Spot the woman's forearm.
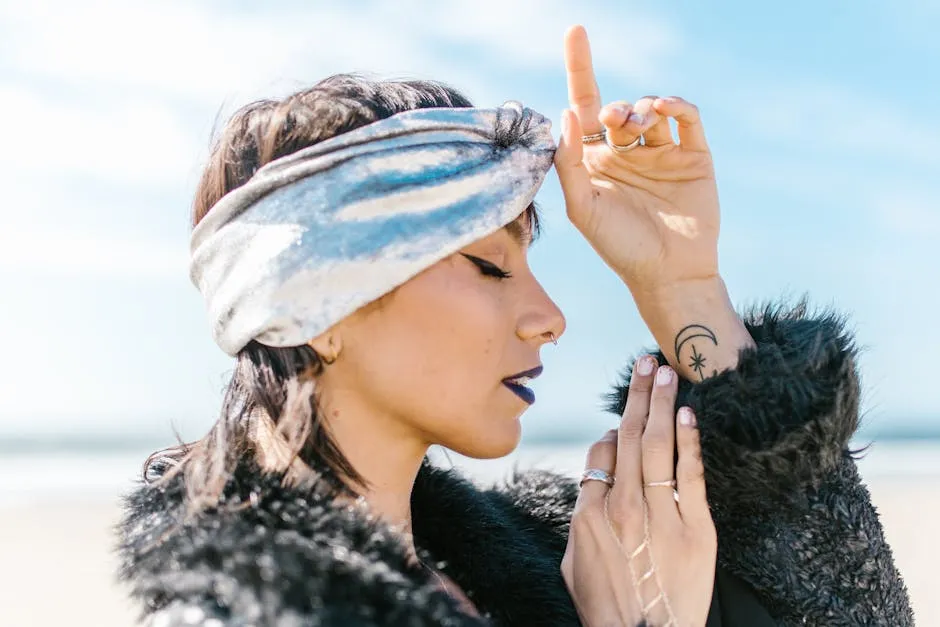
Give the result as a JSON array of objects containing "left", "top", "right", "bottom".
[{"left": 629, "top": 276, "right": 755, "bottom": 382}]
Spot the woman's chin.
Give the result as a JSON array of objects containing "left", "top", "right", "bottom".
[{"left": 447, "top": 421, "right": 523, "bottom": 460}]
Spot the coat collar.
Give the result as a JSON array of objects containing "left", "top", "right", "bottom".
[{"left": 119, "top": 458, "right": 581, "bottom": 626}]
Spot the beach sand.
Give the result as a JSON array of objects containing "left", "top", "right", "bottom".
[{"left": 1, "top": 477, "right": 936, "bottom": 626}]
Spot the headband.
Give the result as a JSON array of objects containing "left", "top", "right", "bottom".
[{"left": 190, "top": 102, "right": 555, "bottom": 356}]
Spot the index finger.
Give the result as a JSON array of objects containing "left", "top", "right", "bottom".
[{"left": 564, "top": 25, "right": 602, "bottom": 135}]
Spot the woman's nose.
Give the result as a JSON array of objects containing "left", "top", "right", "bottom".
[{"left": 517, "top": 279, "right": 566, "bottom": 345}]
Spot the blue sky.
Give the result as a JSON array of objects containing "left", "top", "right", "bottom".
[{"left": 0, "top": 0, "right": 937, "bottom": 442}]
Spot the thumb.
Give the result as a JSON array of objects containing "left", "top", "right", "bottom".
[{"left": 554, "top": 109, "right": 593, "bottom": 225}]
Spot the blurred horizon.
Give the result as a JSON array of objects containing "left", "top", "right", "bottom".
[
  {"left": 1, "top": 0, "right": 937, "bottom": 444},
  {"left": 1, "top": 411, "right": 938, "bottom": 454}
]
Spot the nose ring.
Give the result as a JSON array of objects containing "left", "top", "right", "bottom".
[{"left": 548, "top": 332, "right": 558, "bottom": 346}]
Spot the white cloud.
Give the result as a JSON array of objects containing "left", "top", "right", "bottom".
[
  {"left": 0, "top": 84, "right": 199, "bottom": 188},
  {"left": 0, "top": 0, "right": 679, "bottom": 107},
  {"left": 390, "top": 0, "right": 680, "bottom": 81},
  {"left": 730, "top": 81, "right": 940, "bottom": 169},
  {"left": 0, "top": 224, "right": 186, "bottom": 278}
]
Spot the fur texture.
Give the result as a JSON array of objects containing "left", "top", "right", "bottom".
[
  {"left": 605, "top": 301, "right": 913, "bottom": 625},
  {"left": 118, "top": 303, "right": 913, "bottom": 626}
]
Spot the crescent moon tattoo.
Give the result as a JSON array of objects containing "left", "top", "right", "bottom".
[{"left": 674, "top": 324, "right": 719, "bottom": 381}]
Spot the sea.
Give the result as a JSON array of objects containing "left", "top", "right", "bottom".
[{"left": 1, "top": 431, "right": 939, "bottom": 509}]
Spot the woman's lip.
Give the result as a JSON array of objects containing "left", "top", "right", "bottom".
[
  {"left": 502, "top": 364, "right": 543, "bottom": 382},
  {"left": 503, "top": 381, "right": 535, "bottom": 405}
]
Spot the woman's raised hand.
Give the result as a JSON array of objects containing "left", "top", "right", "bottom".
[
  {"left": 555, "top": 25, "right": 721, "bottom": 296},
  {"left": 561, "top": 357, "right": 717, "bottom": 626}
]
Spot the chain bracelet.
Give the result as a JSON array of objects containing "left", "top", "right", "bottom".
[{"left": 605, "top": 496, "right": 679, "bottom": 626}]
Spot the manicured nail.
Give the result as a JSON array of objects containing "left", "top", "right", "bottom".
[
  {"left": 655, "top": 366, "right": 674, "bottom": 386},
  {"left": 617, "top": 103, "right": 631, "bottom": 118},
  {"left": 560, "top": 110, "right": 568, "bottom": 135},
  {"left": 636, "top": 356, "right": 654, "bottom": 376},
  {"left": 678, "top": 407, "right": 696, "bottom": 427},
  {"left": 628, "top": 112, "right": 645, "bottom": 126}
]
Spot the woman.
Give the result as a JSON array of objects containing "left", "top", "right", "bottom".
[{"left": 118, "top": 27, "right": 912, "bottom": 626}]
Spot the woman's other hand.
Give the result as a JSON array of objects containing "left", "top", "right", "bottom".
[
  {"left": 561, "top": 356, "right": 717, "bottom": 626},
  {"left": 555, "top": 25, "right": 719, "bottom": 297}
]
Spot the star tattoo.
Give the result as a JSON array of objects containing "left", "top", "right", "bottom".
[
  {"left": 674, "top": 324, "right": 719, "bottom": 382},
  {"left": 688, "top": 344, "right": 707, "bottom": 379}
]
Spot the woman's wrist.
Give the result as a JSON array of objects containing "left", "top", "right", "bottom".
[{"left": 629, "top": 276, "right": 755, "bottom": 382}]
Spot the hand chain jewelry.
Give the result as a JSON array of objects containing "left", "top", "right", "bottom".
[
  {"left": 419, "top": 558, "right": 450, "bottom": 595},
  {"left": 605, "top": 496, "right": 679, "bottom": 626}
]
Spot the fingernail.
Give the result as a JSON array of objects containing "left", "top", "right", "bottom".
[
  {"left": 678, "top": 407, "right": 696, "bottom": 427},
  {"left": 617, "top": 103, "right": 631, "bottom": 118},
  {"left": 655, "top": 366, "right": 674, "bottom": 386},
  {"left": 636, "top": 356, "right": 654, "bottom": 376},
  {"left": 602, "top": 429, "right": 618, "bottom": 442},
  {"left": 628, "top": 112, "right": 645, "bottom": 126},
  {"left": 560, "top": 110, "right": 568, "bottom": 135}
]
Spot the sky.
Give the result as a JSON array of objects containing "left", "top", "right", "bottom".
[{"left": 0, "top": 0, "right": 937, "bottom": 443}]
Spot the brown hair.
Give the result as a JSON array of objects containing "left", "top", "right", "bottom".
[{"left": 145, "top": 74, "right": 540, "bottom": 512}]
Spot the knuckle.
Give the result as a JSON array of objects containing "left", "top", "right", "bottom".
[
  {"left": 571, "top": 504, "right": 605, "bottom": 532},
  {"left": 678, "top": 445, "right": 704, "bottom": 467},
  {"left": 570, "top": 93, "right": 598, "bottom": 106},
  {"left": 606, "top": 99, "right": 633, "bottom": 111},
  {"left": 606, "top": 491, "right": 644, "bottom": 527},
  {"left": 587, "top": 437, "right": 616, "bottom": 459},
  {"left": 619, "top": 417, "right": 644, "bottom": 440},
  {"left": 678, "top": 463, "right": 705, "bottom": 484},
  {"left": 642, "top": 428, "right": 671, "bottom": 452}
]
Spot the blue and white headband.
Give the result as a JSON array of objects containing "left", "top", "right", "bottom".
[{"left": 190, "top": 102, "right": 555, "bottom": 356}]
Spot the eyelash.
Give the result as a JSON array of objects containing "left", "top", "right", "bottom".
[{"left": 461, "top": 253, "right": 513, "bottom": 280}]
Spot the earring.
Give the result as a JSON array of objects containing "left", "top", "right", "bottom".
[{"left": 321, "top": 336, "right": 339, "bottom": 365}]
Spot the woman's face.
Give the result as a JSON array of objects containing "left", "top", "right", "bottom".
[{"left": 319, "top": 215, "right": 566, "bottom": 459}]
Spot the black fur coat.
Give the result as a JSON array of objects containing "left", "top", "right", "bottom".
[{"left": 117, "top": 304, "right": 914, "bottom": 626}]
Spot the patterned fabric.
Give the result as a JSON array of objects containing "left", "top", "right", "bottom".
[{"left": 190, "top": 102, "right": 555, "bottom": 355}]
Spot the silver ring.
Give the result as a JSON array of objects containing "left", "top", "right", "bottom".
[
  {"left": 580, "top": 468, "right": 615, "bottom": 488},
  {"left": 606, "top": 134, "right": 643, "bottom": 153},
  {"left": 581, "top": 130, "right": 606, "bottom": 144},
  {"left": 644, "top": 480, "right": 677, "bottom": 488}
]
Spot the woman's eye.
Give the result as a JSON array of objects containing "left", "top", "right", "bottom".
[{"left": 460, "top": 253, "right": 512, "bottom": 280}]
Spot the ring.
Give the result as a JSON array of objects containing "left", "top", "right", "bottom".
[
  {"left": 644, "top": 480, "right": 677, "bottom": 488},
  {"left": 580, "top": 468, "right": 615, "bottom": 488},
  {"left": 605, "top": 134, "right": 643, "bottom": 153},
  {"left": 581, "top": 130, "right": 606, "bottom": 144}
]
